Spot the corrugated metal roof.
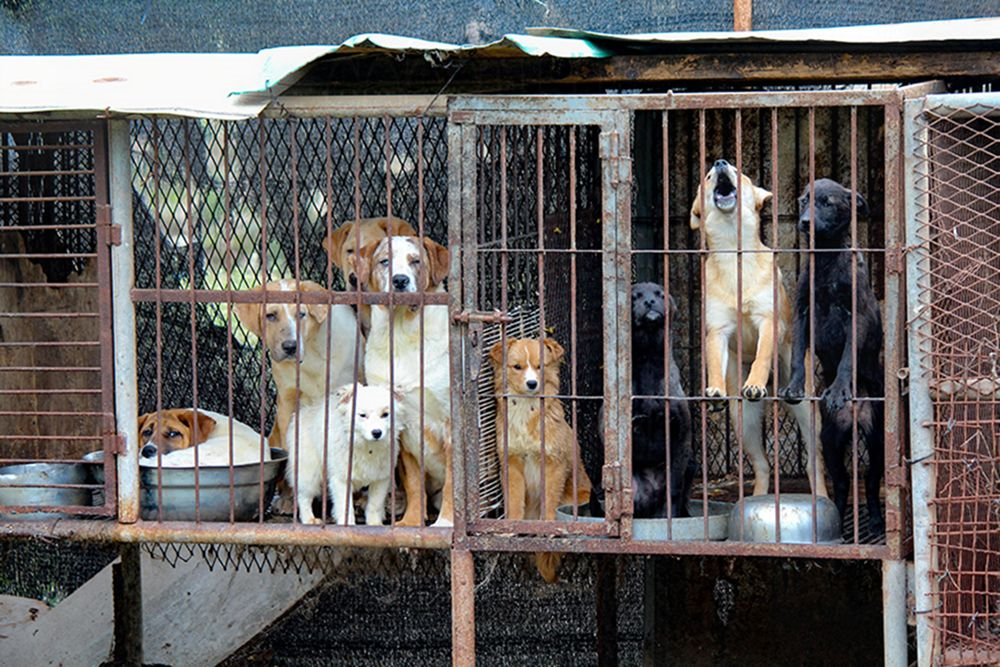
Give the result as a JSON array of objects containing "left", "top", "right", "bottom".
[{"left": 1, "top": 18, "right": 997, "bottom": 120}]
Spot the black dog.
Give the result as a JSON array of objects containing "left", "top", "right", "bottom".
[
  {"left": 591, "top": 283, "right": 694, "bottom": 519},
  {"left": 779, "top": 179, "right": 885, "bottom": 535}
]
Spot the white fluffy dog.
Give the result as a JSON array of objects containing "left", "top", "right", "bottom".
[{"left": 285, "top": 384, "right": 404, "bottom": 525}]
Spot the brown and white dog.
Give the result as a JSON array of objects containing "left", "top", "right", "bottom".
[
  {"left": 137, "top": 408, "right": 269, "bottom": 467},
  {"left": 322, "top": 216, "right": 417, "bottom": 335},
  {"left": 489, "top": 337, "right": 591, "bottom": 582},
  {"left": 690, "top": 159, "right": 826, "bottom": 498},
  {"left": 233, "top": 279, "right": 360, "bottom": 453},
  {"left": 350, "top": 235, "right": 453, "bottom": 527}
]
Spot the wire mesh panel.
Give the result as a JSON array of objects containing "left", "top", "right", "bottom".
[
  {"left": 0, "top": 120, "right": 116, "bottom": 519},
  {"left": 911, "top": 96, "right": 1000, "bottom": 665},
  {"left": 128, "top": 115, "right": 453, "bottom": 530}
]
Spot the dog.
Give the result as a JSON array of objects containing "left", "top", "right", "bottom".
[
  {"left": 350, "top": 235, "right": 453, "bottom": 527},
  {"left": 489, "top": 337, "right": 590, "bottom": 582},
  {"left": 137, "top": 408, "right": 270, "bottom": 467},
  {"left": 322, "top": 216, "right": 417, "bottom": 335},
  {"left": 233, "top": 279, "right": 360, "bottom": 451},
  {"left": 628, "top": 283, "right": 695, "bottom": 518},
  {"left": 285, "top": 383, "right": 404, "bottom": 525},
  {"left": 690, "top": 159, "right": 826, "bottom": 498},
  {"left": 780, "top": 178, "right": 885, "bottom": 534}
]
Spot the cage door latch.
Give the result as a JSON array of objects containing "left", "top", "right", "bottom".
[{"left": 453, "top": 310, "right": 513, "bottom": 325}]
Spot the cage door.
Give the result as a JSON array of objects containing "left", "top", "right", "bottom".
[{"left": 449, "top": 102, "right": 629, "bottom": 537}]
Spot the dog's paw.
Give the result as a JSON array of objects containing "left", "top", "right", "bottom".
[
  {"left": 395, "top": 515, "right": 424, "bottom": 528},
  {"left": 704, "top": 386, "right": 726, "bottom": 412},
  {"left": 303, "top": 516, "right": 323, "bottom": 526},
  {"left": 430, "top": 516, "right": 453, "bottom": 529},
  {"left": 270, "top": 494, "right": 295, "bottom": 516},
  {"left": 742, "top": 383, "right": 767, "bottom": 401},
  {"left": 822, "top": 383, "right": 852, "bottom": 412},
  {"left": 778, "top": 384, "right": 805, "bottom": 404}
]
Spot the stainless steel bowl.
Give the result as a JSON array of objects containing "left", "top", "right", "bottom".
[
  {"left": 0, "top": 462, "right": 93, "bottom": 520},
  {"left": 82, "top": 450, "right": 107, "bottom": 506},
  {"left": 139, "top": 448, "right": 287, "bottom": 521},
  {"left": 727, "top": 493, "right": 842, "bottom": 544},
  {"left": 555, "top": 500, "right": 732, "bottom": 541}
]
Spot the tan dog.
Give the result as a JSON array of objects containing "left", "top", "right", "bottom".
[
  {"left": 137, "top": 408, "right": 269, "bottom": 467},
  {"left": 690, "top": 159, "right": 826, "bottom": 498},
  {"left": 322, "top": 216, "right": 417, "bottom": 335},
  {"left": 350, "top": 235, "right": 453, "bottom": 527},
  {"left": 490, "top": 337, "right": 591, "bottom": 582},
  {"left": 233, "top": 279, "right": 360, "bottom": 452}
]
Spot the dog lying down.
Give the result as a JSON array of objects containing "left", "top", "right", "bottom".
[{"left": 137, "top": 408, "right": 270, "bottom": 467}]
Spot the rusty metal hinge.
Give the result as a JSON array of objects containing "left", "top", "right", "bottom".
[
  {"left": 104, "top": 432, "right": 126, "bottom": 456},
  {"left": 108, "top": 224, "right": 122, "bottom": 246},
  {"left": 96, "top": 204, "right": 122, "bottom": 246},
  {"left": 886, "top": 244, "right": 907, "bottom": 275}
]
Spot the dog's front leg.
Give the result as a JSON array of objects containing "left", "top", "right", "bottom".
[
  {"left": 396, "top": 449, "right": 426, "bottom": 527},
  {"left": 330, "top": 476, "right": 355, "bottom": 526},
  {"left": 823, "top": 317, "right": 858, "bottom": 413},
  {"left": 365, "top": 477, "right": 390, "bottom": 526},
  {"left": 542, "top": 457, "right": 569, "bottom": 521},
  {"left": 744, "top": 316, "right": 776, "bottom": 401},
  {"left": 780, "top": 291, "right": 810, "bottom": 404},
  {"left": 505, "top": 457, "right": 527, "bottom": 521},
  {"left": 704, "top": 328, "right": 730, "bottom": 401},
  {"left": 431, "top": 437, "right": 454, "bottom": 528}
]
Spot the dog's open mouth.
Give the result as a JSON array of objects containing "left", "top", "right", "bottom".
[
  {"left": 713, "top": 172, "right": 738, "bottom": 212},
  {"left": 641, "top": 310, "right": 663, "bottom": 324}
]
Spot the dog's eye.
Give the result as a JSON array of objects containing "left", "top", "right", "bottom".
[
  {"left": 265, "top": 312, "right": 277, "bottom": 321},
  {"left": 513, "top": 364, "right": 522, "bottom": 370},
  {"left": 381, "top": 411, "right": 389, "bottom": 418},
  {"left": 358, "top": 413, "right": 367, "bottom": 419},
  {"left": 346, "top": 248, "right": 354, "bottom": 254},
  {"left": 298, "top": 310, "right": 306, "bottom": 319},
  {"left": 142, "top": 428, "right": 153, "bottom": 437},
  {"left": 379, "top": 259, "right": 390, "bottom": 267},
  {"left": 167, "top": 430, "right": 180, "bottom": 438},
  {"left": 410, "top": 258, "right": 420, "bottom": 266}
]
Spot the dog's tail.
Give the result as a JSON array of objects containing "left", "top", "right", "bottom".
[{"left": 535, "top": 551, "right": 562, "bottom": 583}]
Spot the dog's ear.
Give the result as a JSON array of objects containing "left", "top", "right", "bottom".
[
  {"left": 324, "top": 223, "right": 351, "bottom": 262},
  {"left": 543, "top": 338, "right": 565, "bottom": 365},
  {"left": 137, "top": 412, "right": 154, "bottom": 441},
  {"left": 689, "top": 183, "right": 703, "bottom": 230},
  {"left": 233, "top": 286, "right": 263, "bottom": 338},
  {"left": 854, "top": 191, "right": 869, "bottom": 218},
  {"left": 337, "top": 384, "right": 356, "bottom": 406},
  {"left": 753, "top": 186, "right": 773, "bottom": 212},
  {"left": 177, "top": 409, "right": 217, "bottom": 445},
  {"left": 349, "top": 241, "right": 378, "bottom": 289},
  {"left": 422, "top": 237, "right": 450, "bottom": 287},
  {"left": 668, "top": 294, "right": 679, "bottom": 319},
  {"left": 299, "top": 281, "right": 330, "bottom": 325},
  {"left": 489, "top": 340, "right": 512, "bottom": 366},
  {"left": 391, "top": 217, "right": 416, "bottom": 236}
]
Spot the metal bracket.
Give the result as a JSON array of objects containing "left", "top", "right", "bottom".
[
  {"left": 453, "top": 310, "right": 513, "bottom": 325},
  {"left": 602, "top": 462, "right": 623, "bottom": 520},
  {"left": 886, "top": 244, "right": 907, "bottom": 275}
]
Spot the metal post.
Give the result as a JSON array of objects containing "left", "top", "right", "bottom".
[
  {"left": 112, "top": 544, "right": 143, "bottom": 665},
  {"left": 451, "top": 548, "right": 476, "bottom": 667},
  {"left": 903, "top": 97, "right": 937, "bottom": 667},
  {"left": 108, "top": 119, "right": 140, "bottom": 523},
  {"left": 596, "top": 554, "right": 619, "bottom": 667},
  {"left": 882, "top": 559, "right": 908, "bottom": 667}
]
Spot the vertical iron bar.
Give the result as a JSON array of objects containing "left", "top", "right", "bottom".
[
  {"left": 770, "top": 108, "right": 782, "bottom": 542},
  {"left": 808, "top": 107, "right": 818, "bottom": 542},
  {"left": 222, "top": 122, "right": 236, "bottom": 522},
  {"left": 569, "top": 125, "right": 580, "bottom": 519},
  {"left": 661, "top": 111, "right": 673, "bottom": 536},
  {"left": 536, "top": 127, "right": 547, "bottom": 522},
  {"left": 850, "top": 107, "right": 860, "bottom": 544}
]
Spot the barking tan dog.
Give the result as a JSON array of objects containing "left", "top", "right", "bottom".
[
  {"left": 233, "top": 279, "right": 360, "bottom": 451},
  {"left": 690, "top": 159, "right": 826, "bottom": 498},
  {"left": 350, "top": 235, "right": 453, "bottom": 527},
  {"left": 490, "top": 337, "right": 590, "bottom": 582},
  {"left": 322, "top": 216, "right": 416, "bottom": 335}
]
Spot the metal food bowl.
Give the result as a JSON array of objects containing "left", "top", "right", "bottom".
[
  {"left": 727, "top": 493, "right": 842, "bottom": 544},
  {"left": 82, "top": 450, "right": 108, "bottom": 506},
  {"left": 139, "top": 448, "right": 287, "bottom": 521},
  {"left": 556, "top": 500, "right": 732, "bottom": 541},
  {"left": 0, "top": 462, "right": 93, "bottom": 520}
]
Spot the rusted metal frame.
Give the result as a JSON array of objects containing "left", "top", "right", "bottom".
[
  {"left": 770, "top": 108, "right": 782, "bottom": 541},
  {"left": 904, "top": 96, "right": 938, "bottom": 667},
  {"left": 472, "top": 124, "right": 491, "bottom": 524},
  {"left": 0, "top": 520, "right": 453, "bottom": 547},
  {"left": 383, "top": 115, "right": 398, "bottom": 527},
  {"left": 467, "top": 519, "right": 610, "bottom": 537},
  {"left": 535, "top": 127, "right": 549, "bottom": 522},
  {"left": 0, "top": 434, "right": 102, "bottom": 440},
  {"left": 152, "top": 119, "right": 166, "bottom": 521},
  {"left": 0, "top": 366, "right": 100, "bottom": 372},
  {"left": 256, "top": 119, "right": 270, "bottom": 522},
  {"left": 0, "top": 282, "right": 99, "bottom": 288},
  {"left": 450, "top": 90, "right": 901, "bottom": 114},
  {"left": 0, "top": 387, "right": 101, "bottom": 393},
  {"left": 0, "top": 409, "right": 107, "bottom": 416},
  {"left": 290, "top": 118, "right": 306, "bottom": 525},
  {"left": 344, "top": 118, "right": 362, "bottom": 527},
  {"left": 0, "top": 311, "right": 98, "bottom": 318},
  {"left": 450, "top": 547, "right": 476, "bottom": 667},
  {"left": 0, "top": 457, "right": 106, "bottom": 464},
  {"left": 807, "top": 107, "right": 819, "bottom": 543},
  {"left": 130, "top": 288, "right": 450, "bottom": 305},
  {"left": 465, "top": 533, "right": 891, "bottom": 559},
  {"left": 698, "top": 109, "right": 710, "bottom": 540},
  {"left": 0, "top": 223, "right": 97, "bottom": 231},
  {"left": 0, "top": 252, "right": 98, "bottom": 259},
  {"left": 262, "top": 94, "right": 450, "bottom": 119},
  {"left": 661, "top": 110, "right": 674, "bottom": 536},
  {"left": 568, "top": 126, "right": 581, "bottom": 521},
  {"left": 182, "top": 118, "right": 203, "bottom": 520},
  {"left": 734, "top": 109, "right": 747, "bottom": 540},
  {"left": 499, "top": 126, "right": 510, "bottom": 522},
  {"left": 0, "top": 503, "right": 112, "bottom": 517},
  {"left": 850, "top": 106, "right": 861, "bottom": 545},
  {"left": 882, "top": 98, "right": 906, "bottom": 559},
  {"left": 1, "top": 142, "right": 92, "bottom": 151},
  {"left": 416, "top": 117, "right": 428, "bottom": 528},
  {"left": 0, "top": 194, "right": 95, "bottom": 203},
  {"left": 604, "top": 110, "right": 630, "bottom": 538},
  {"left": 0, "top": 169, "right": 95, "bottom": 178},
  {"left": 454, "top": 119, "right": 477, "bottom": 538},
  {"left": 319, "top": 116, "right": 333, "bottom": 526},
  {"left": 0, "top": 121, "right": 97, "bottom": 134}
]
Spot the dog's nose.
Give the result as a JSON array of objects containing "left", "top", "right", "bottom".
[
  {"left": 371, "top": 429, "right": 383, "bottom": 440},
  {"left": 645, "top": 299, "right": 655, "bottom": 308},
  {"left": 526, "top": 379, "right": 538, "bottom": 391},
  {"left": 392, "top": 274, "right": 410, "bottom": 290},
  {"left": 714, "top": 159, "right": 730, "bottom": 170},
  {"left": 281, "top": 340, "right": 297, "bottom": 355},
  {"left": 140, "top": 444, "right": 157, "bottom": 458}
]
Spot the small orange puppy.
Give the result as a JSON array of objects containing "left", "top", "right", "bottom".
[
  {"left": 322, "top": 216, "right": 416, "bottom": 335},
  {"left": 489, "top": 337, "right": 591, "bottom": 582}
]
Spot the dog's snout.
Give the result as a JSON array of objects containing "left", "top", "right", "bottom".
[
  {"left": 713, "top": 159, "right": 730, "bottom": 170},
  {"left": 140, "top": 444, "right": 157, "bottom": 458},
  {"left": 392, "top": 274, "right": 410, "bottom": 290},
  {"left": 371, "top": 428, "right": 383, "bottom": 440},
  {"left": 644, "top": 298, "right": 655, "bottom": 308},
  {"left": 281, "top": 340, "right": 298, "bottom": 355},
  {"left": 526, "top": 379, "right": 538, "bottom": 391}
]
